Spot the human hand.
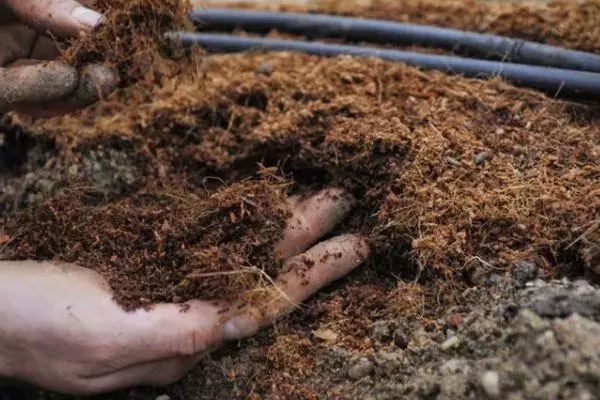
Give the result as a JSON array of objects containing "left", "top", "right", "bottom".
[
  {"left": 0, "top": 0, "right": 118, "bottom": 116},
  {"left": 0, "top": 188, "right": 368, "bottom": 395}
]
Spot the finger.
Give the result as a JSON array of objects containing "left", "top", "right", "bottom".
[
  {"left": 0, "top": 24, "right": 38, "bottom": 65},
  {"left": 4, "top": 0, "right": 104, "bottom": 38},
  {"left": 222, "top": 234, "right": 369, "bottom": 341},
  {"left": 16, "top": 63, "right": 119, "bottom": 117},
  {"left": 275, "top": 188, "right": 355, "bottom": 258},
  {"left": 0, "top": 62, "right": 78, "bottom": 112}
]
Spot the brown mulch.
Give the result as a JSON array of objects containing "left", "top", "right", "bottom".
[{"left": 0, "top": 0, "right": 599, "bottom": 328}]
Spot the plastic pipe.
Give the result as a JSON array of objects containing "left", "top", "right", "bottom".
[
  {"left": 188, "top": 8, "right": 600, "bottom": 73},
  {"left": 166, "top": 32, "right": 600, "bottom": 97}
]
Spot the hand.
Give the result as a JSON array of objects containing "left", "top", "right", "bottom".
[
  {"left": 0, "top": 0, "right": 118, "bottom": 116},
  {"left": 0, "top": 188, "right": 368, "bottom": 395}
]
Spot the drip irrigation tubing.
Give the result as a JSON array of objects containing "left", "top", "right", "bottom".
[
  {"left": 167, "top": 32, "right": 600, "bottom": 97},
  {"left": 188, "top": 8, "right": 600, "bottom": 74}
]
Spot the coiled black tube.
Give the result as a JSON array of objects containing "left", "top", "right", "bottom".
[
  {"left": 167, "top": 32, "right": 600, "bottom": 97},
  {"left": 188, "top": 8, "right": 600, "bottom": 73}
]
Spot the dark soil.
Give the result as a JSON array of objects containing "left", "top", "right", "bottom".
[{"left": 1, "top": 0, "right": 600, "bottom": 398}]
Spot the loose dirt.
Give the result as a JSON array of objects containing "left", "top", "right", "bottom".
[{"left": 1, "top": 0, "right": 599, "bottom": 398}]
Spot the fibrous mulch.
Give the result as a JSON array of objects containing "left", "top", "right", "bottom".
[{"left": 1, "top": 0, "right": 599, "bottom": 317}]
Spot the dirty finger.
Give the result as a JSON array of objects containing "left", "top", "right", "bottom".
[
  {"left": 16, "top": 64, "right": 119, "bottom": 117},
  {"left": 274, "top": 188, "right": 355, "bottom": 259},
  {"left": 0, "top": 62, "right": 78, "bottom": 112},
  {"left": 222, "top": 234, "right": 369, "bottom": 341}
]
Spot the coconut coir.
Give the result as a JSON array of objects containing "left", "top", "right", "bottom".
[
  {"left": 2, "top": 176, "right": 290, "bottom": 310},
  {"left": 61, "top": 0, "right": 192, "bottom": 85},
  {"left": 1, "top": 0, "right": 599, "bottom": 314}
]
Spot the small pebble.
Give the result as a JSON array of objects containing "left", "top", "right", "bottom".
[
  {"left": 446, "top": 156, "right": 461, "bottom": 167},
  {"left": 155, "top": 395, "right": 171, "bottom": 400},
  {"left": 515, "top": 309, "right": 549, "bottom": 332},
  {"left": 495, "top": 128, "right": 505, "bottom": 135},
  {"left": 480, "top": 370, "right": 500, "bottom": 398},
  {"left": 512, "top": 260, "right": 538, "bottom": 288},
  {"left": 256, "top": 63, "right": 274, "bottom": 76},
  {"left": 393, "top": 329, "right": 409, "bottom": 349},
  {"left": 446, "top": 313, "right": 463, "bottom": 327},
  {"left": 440, "top": 358, "right": 471, "bottom": 375},
  {"left": 503, "top": 304, "right": 519, "bottom": 319},
  {"left": 409, "top": 328, "right": 433, "bottom": 349},
  {"left": 487, "top": 273, "right": 501, "bottom": 286},
  {"left": 313, "top": 328, "right": 339, "bottom": 342},
  {"left": 44, "top": 157, "right": 57, "bottom": 169},
  {"left": 474, "top": 151, "right": 491, "bottom": 165},
  {"left": 347, "top": 358, "right": 373, "bottom": 380},
  {"left": 371, "top": 322, "right": 392, "bottom": 342},
  {"left": 441, "top": 335, "right": 460, "bottom": 350}
]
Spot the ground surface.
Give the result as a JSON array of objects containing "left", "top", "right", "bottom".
[{"left": 1, "top": 0, "right": 600, "bottom": 399}]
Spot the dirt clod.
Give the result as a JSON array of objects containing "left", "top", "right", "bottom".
[
  {"left": 521, "top": 280, "right": 600, "bottom": 319},
  {"left": 512, "top": 260, "right": 539, "bottom": 288},
  {"left": 474, "top": 151, "right": 491, "bottom": 165},
  {"left": 347, "top": 357, "right": 374, "bottom": 380}
]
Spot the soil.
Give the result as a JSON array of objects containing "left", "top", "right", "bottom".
[{"left": 1, "top": 0, "right": 600, "bottom": 398}]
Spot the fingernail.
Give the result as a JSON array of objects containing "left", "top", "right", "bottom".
[
  {"left": 223, "top": 315, "right": 258, "bottom": 341},
  {"left": 71, "top": 7, "right": 104, "bottom": 31}
]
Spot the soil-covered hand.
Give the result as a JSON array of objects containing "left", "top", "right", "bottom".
[
  {"left": 0, "top": 0, "right": 118, "bottom": 116},
  {"left": 0, "top": 188, "right": 368, "bottom": 395}
]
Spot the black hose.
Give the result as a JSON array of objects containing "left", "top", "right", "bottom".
[
  {"left": 188, "top": 8, "right": 600, "bottom": 74},
  {"left": 166, "top": 32, "right": 600, "bottom": 97}
]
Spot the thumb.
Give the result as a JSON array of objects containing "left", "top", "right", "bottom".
[
  {"left": 0, "top": 62, "right": 78, "bottom": 112},
  {"left": 4, "top": 0, "right": 104, "bottom": 38}
]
